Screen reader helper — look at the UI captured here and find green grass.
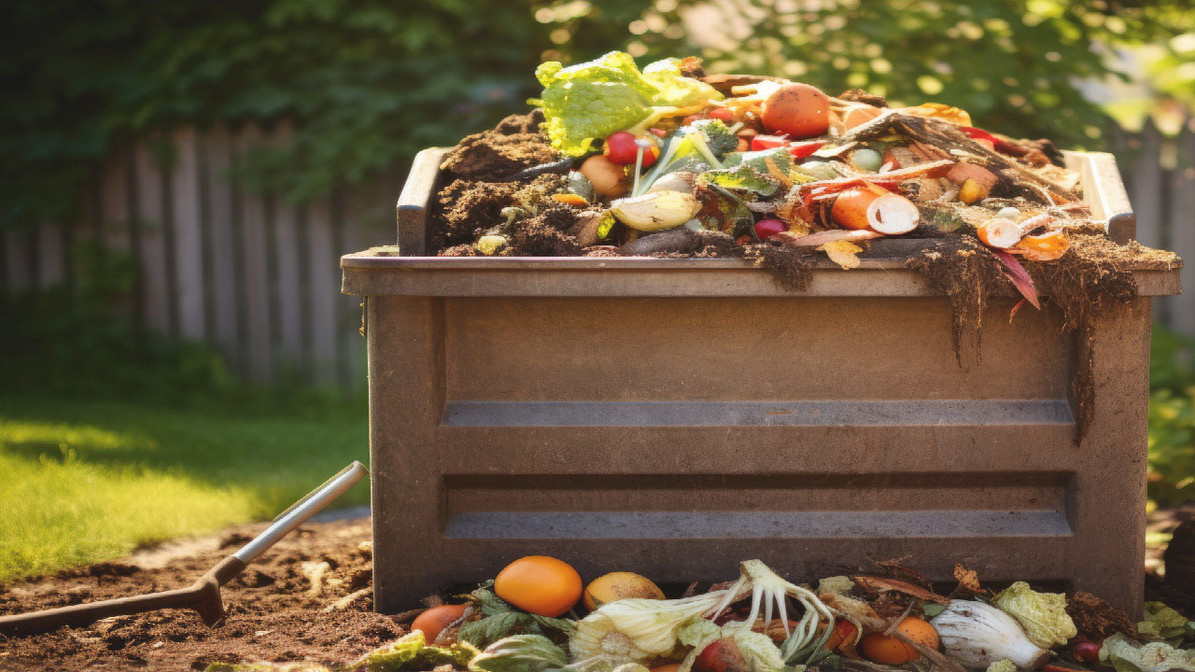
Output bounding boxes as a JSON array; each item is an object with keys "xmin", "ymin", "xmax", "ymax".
[{"xmin": 0, "ymin": 395, "xmax": 368, "ymax": 583}]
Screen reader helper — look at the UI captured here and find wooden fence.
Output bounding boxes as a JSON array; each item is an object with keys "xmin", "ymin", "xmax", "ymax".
[
  {"xmin": 1, "ymin": 124, "xmax": 400, "ymax": 388},
  {"xmin": 2, "ymin": 119, "xmax": 1193, "ymax": 386}
]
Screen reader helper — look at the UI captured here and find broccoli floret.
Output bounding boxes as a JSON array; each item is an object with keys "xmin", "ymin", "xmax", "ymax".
[{"xmin": 694, "ymin": 119, "xmax": 739, "ymax": 160}]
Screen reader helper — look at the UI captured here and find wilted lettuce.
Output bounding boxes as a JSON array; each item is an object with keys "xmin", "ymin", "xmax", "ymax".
[
  {"xmin": 534, "ymin": 52, "xmax": 722, "ymax": 156},
  {"xmin": 697, "ymin": 164, "xmax": 781, "ymax": 197},
  {"xmin": 348, "ymin": 631, "xmax": 479, "ymax": 671},
  {"xmin": 468, "ymin": 634, "xmax": 568, "ymax": 672},
  {"xmin": 1138, "ymin": 601, "xmax": 1193, "ymax": 641},
  {"xmin": 1100, "ymin": 633, "xmax": 1195, "ymax": 672},
  {"xmin": 992, "ymin": 581, "xmax": 1077, "ymax": 649}
]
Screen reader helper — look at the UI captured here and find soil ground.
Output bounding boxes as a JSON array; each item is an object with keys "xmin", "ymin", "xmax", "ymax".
[{"xmin": 2, "ymin": 507, "xmax": 1191, "ymax": 671}]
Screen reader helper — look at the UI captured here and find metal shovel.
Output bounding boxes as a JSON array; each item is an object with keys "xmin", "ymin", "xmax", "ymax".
[{"xmin": 0, "ymin": 461, "xmax": 368, "ymax": 637}]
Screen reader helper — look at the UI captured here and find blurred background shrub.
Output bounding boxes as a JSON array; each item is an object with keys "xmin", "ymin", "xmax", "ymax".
[{"xmin": 2, "ymin": 0, "xmax": 1192, "ymax": 229}]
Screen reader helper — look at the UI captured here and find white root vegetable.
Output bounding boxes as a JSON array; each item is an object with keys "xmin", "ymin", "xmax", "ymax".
[
  {"xmin": 931, "ymin": 600, "xmax": 1050, "ymax": 670},
  {"xmin": 610, "ymin": 191, "xmax": 701, "ymax": 232},
  {"xmin": 978, "ymin": 213, "xmax": 1054, "ymax": 249},
  {"xmin": 866, "ymin": 193, "xmax": 920, "ymax": 234}
]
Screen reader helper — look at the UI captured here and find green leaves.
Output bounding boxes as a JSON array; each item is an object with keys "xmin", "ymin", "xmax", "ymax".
[
  {"xmin": 697, "ymin": 164, "xmax": 781, "ymax": 197},
  {"xmin": 458, "ymin": 585, "xmax": 574, "ymax": 649},
  {"xmin": 468, "ymin": 635, "xmax": 569, "ymax": 672}
]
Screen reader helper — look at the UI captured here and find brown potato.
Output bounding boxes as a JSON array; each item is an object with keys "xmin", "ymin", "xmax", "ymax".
[{"xmin": 580, "ymin": 155, "xmax": 629, "ymax": 197}]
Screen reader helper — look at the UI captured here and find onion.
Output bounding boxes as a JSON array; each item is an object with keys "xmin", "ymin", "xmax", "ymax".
[
  {"xmin": 610, "ymin": 191, "xmax": 701, "ymax": 232},
  {"xmin": 865, "ymin": 193, "xmax": 920, "ymax": 234}
]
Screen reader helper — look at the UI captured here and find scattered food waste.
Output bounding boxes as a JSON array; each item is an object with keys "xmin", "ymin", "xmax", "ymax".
[{"xmin": 205, "ymin": 554, "xmax": 1191, "ymax": 672}]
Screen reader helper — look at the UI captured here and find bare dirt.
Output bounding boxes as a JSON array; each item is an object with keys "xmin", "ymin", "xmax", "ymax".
[{"xmin": 0, "ymin": 516, "xmax": 408, "ymax": 672}]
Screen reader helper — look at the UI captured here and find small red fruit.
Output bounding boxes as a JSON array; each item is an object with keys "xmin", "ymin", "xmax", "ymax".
[
  {"xmin": 695, "ymin": 637, "xmax": 748, "ymax": 672},
  {"xmin": 411, "ymin": 603, "xmax": 468, "ymax": 644},
  {"xmin": 754, "ymin": 218, "xmax": 787, "ymax": 240},
  {"xmin": 708, "ymin": 107, "xmax": 737, "ymax": 123},
  {"xmin": 604, "ymin": 132, "xmax": 659, "ymax": 167},
  {"xmin": 604, "ymin": 132, "xmax": 640, "ymax": 164},
  {"xmin": 683, "ymin": 113, "xmax": 706, "ymax": 126},
  {"xmin": 1072, "ymin": 640, "xmax": 1102, "ymax": 664}
]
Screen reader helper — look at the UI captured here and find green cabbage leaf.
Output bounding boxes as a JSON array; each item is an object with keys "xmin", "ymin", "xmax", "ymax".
[
  {"xmin": 992, "ymin": 581, "xmax": 1077, "ymax": 649},
  {"xmin": 534, "ymin": 52, "xmax": 722, "ymax": 156}
]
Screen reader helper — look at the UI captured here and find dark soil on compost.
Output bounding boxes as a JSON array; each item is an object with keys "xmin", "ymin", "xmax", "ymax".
[{"xmin": 0, "ymin": 517, "xmax": 414, "ymax": 672}]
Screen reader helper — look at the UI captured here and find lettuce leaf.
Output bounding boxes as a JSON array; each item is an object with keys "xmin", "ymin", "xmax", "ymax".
[
  {"xmin": 1100, "ymin": 633, "xmax": 1195, "ymax": 672},
  {"xmin": 697, "ymin": 164, "xmax": 781, "ymax": 196},
  {"xmin": 348, "ymin": 631, "xmax": 480, "ymax": 671},
  {"xmin": 992, "ymin": 581, "xmax": 1077, "ymax": 649},
  {"xmin": 468, "ymin": 635, "xmax": 568, "ymax": 672},
  {"xmin": 535, "ymin": 52, "xmax": 722, "ymax": 156},
  {"xmin": 642, "ymin": 58, "xmax": 723, "ymax": 107},
  {"xmin": 1139, "ymin": 602, "xmax": 1193, "ymax": 641}
]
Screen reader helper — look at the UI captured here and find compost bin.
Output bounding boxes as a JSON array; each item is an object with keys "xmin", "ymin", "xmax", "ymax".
[{"xmin": 342, "ymin": 147, "xmax": 1179, "ymax": 617}]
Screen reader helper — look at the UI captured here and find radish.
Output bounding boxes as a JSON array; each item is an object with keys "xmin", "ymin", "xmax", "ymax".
[
  {"xmin": 753, "ymin": 218, "xmax": 787, "ymax": 240},
  {"xmin": 866, "ymin": 193, "xmax": 920, "ymax": 235}
]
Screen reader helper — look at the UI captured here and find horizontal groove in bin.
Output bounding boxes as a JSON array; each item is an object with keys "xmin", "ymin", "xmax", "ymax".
[
  {"xmin": 443, "ymin": 510, "xmax": 1072, "ymax": 540},
  {"xmin": 442, "ymin": 399, "xmax": 1075, "ymax": 427}
]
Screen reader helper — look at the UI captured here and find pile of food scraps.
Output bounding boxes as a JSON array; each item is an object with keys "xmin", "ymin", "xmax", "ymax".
[
  {"xmin": 198, "ymin": 553, "xmax": 1193, "ymax": 672},
  {"xmin": 432, "ymin": 51, "xmax": 1178, "ymax": 291}
]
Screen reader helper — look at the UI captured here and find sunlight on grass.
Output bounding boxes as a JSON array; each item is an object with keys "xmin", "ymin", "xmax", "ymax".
[
  {"xmin": 0, "ymin": 398, "xmax": 368, "ymax": 583},
  {"xmin": 0, "ymin": 448, "xmax": 257, "ymax": 581}
]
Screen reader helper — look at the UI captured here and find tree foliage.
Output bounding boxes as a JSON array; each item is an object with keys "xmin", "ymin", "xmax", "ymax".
[{"xmin": 0, "ymin": 0, "xmax": 1190, "ymax": 229}]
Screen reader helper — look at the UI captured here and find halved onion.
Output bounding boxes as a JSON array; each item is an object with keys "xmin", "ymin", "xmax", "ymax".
[
  {"xmin": 865, "ymin": 193, "xmax": 920, "ymax": 235},
  {"xmin": 610, "ymin": 190, "xmax": 701, "ymax": 232}
]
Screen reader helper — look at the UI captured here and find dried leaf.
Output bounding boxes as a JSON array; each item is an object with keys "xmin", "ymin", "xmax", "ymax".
[
  {"xmin": 952, "ymin": 564, "xmax": 982, "ymax": 595},
  {"xmin": 991, "ymin": 249, "xmax": 1042, "ymax": 310},
  {"xmin": 898, "ymin": 102, "xmax": 973, "ymax": 126},
  {"xmin": 852, "ymin": 576, "xmax": 950, "ymax": 606},
  {"xmin": 818, "ymin": 240, "xmax": 863, "ymax": 269}
]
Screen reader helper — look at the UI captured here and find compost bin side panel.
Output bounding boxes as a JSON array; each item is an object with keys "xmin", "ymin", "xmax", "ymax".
[
  {"xmin": 369, "ymin": 294, "xmax": 451, "ymax": 612},
  {"xmin": 1069, "ymin": 297, "xmax": 1152, "ymax": 617}
]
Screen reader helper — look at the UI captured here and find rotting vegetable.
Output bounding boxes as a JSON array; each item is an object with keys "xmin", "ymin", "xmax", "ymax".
[{"xmin": 931, "ymin": 600, "xmax": 1051, "ymax": 670}]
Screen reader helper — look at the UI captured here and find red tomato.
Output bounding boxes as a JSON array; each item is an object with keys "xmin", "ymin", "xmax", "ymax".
[
  {"xmin": 708, "ymin": 107, "xmax": 737, "ymax": 123},
  {"xmin": 604, "ymin": 132, "xmax": 640, "ymax": 164},
  {"xmin": 683, "ymin": 113, "xmax": 706, "ymax": 126}
]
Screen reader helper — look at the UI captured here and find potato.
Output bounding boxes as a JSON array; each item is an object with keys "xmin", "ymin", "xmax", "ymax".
[
  {"xmin": 761, "ymin": 83, "xmax": 831, "ymax": 138},
  {"xmin": 580, "ymin": 155, "xmax": 629, "ymax": 197}
]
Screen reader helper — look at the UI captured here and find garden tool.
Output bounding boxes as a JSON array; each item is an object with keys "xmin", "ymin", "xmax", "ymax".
[{"xmin": 0, "ymin": 460, "xmax": 368, "ymax": 637}]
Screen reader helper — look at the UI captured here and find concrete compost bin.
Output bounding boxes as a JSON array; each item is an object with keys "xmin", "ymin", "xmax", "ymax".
[{"xmin": 342, "ymin": 147, "xmax": 1180, "ymax": 617}]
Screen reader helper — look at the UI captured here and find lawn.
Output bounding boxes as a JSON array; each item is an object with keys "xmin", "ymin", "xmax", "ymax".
[{"xmin": 0, "ymin": 395, "xmax": 368, "ymax": 583}]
